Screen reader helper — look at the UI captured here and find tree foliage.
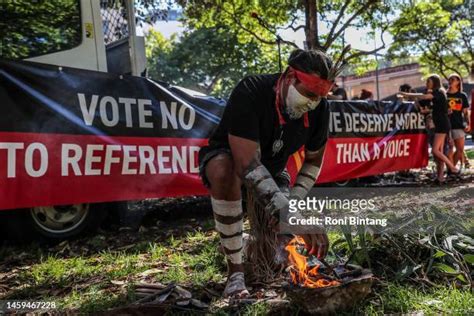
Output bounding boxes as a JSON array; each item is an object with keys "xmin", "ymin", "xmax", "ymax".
[
  {"xmin": 146, "ymin": 0, "xmax": 396, "ymax": 97},
  {"xmin": 389, "ymin": 0, "xmax": 473, "ymax": 79},
  {"xmin": 176, "ymin": 0, "xmax": 393, "ymax": 62},
  {"xmin": 0, "ymin": 0, "xmax": 82, "ymax": 59},
  {"xmin": 146, "ymin": 26, "xmax": 289, "ymax": 97},
  {"xmin": 135, "ymin": 0, "xmax": 176, "ymax": 25}
]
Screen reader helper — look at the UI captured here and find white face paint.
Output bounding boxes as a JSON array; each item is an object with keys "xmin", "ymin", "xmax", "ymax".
[{"xmin": 285, "ymin": 84, "xmax": 321, "ymax": 119}]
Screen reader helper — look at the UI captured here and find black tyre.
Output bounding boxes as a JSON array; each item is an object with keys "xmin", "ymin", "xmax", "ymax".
[
  {"xmin": 333, "ymin": 178, "xmax": 358, "ymax": 187},
  {"xmin": 2, "ymin": 203, "xmax": 108, "ymax": 241}
]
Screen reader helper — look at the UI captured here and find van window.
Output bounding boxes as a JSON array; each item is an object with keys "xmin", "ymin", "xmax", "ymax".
[
  {"xmin": 100, "ymin": 0, "xmax": 129, "ymax": 45},
  {"xmin": 0, "ymin": 0, "xmax": 82, "ymax": 59}
]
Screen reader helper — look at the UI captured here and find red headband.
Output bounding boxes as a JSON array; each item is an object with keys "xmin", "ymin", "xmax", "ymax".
[{"xmin": 290, "ymin": 66, "xmax": 334, "ymax": 96}]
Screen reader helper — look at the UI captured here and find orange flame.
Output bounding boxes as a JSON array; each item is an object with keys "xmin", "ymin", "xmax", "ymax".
[{"xmin": 285, "ymin": 236, "xmax": 340, "ymax": 288}]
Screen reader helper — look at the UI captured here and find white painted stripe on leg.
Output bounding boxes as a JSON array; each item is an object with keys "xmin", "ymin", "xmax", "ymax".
[
  {"xmin": 215, "ymin": 220, "xmax": 243, "ymax": 236},
  {"xmin": 220, "ymin": 235, "xmax": 243, "ymax": 251},
  {"xmin": 227, "ymin": 251, "xmax": 243, "ymax": 264},
  {"xmin": 211, "ymin": 198, "xmax": 243, "ymax": 216},
  {"xmin": 300, "ymin": 164, "xmax": 320, "ymax": 177}
]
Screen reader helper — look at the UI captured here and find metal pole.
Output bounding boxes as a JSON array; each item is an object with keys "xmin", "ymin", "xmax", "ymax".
[
  {"xmin": 277, "ymin": 35, "xmax": 282, "ymax": 73},
  {"xmin": 375, "ymin": 56, "xmax": 380, "ymax": 101},
  {"xmin": 374, "ymin": 33, "xmax": 380, "ymax": 101},
  {"xmin": 342, "ymin": 31, "xmax": 345, "ymax": 89},
  {"xmin": 126, "ymin": 0, "xmax": 139, "ymax": 76}
]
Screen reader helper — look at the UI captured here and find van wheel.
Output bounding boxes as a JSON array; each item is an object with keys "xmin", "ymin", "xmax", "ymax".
[
  {"xmin": 333, "ymin": 179, "xmax": 358, "ymax": 187},
  {"xmin": 3, "ymin": 203, "xmax": 108, "ymax": 241}
]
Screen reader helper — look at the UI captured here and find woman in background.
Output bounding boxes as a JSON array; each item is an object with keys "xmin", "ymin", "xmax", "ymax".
[
  {"xmin": 401, "ymin": 74, "xmax": 459, "ymax": 184},
  {"xmin": 446, "ymin": 74, "xmax": 471, "ymax": 170},
  {"xmin": 359, "ymin": 89, "xmax": 373, "ymax": 100}
]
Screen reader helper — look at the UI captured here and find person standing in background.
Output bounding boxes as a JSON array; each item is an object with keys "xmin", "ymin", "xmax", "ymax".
[
  {"xmin": 399, "ymin": 84, "xmax": 414, "ymax": 95},
  {"xmin": 446, "ymin": 74, "xmax": 471, "ymax": 170},
  {"xmin": 359, "ymin": 89, "xmax": 373, "ymax": 101},
  {"xmin": 401, "ymin": 74, "xmax": 460, "ymax": 184},
  {"xmin": 327, "ymin": 83, "xmax": 348, "ymax": 100},
  {"xmin": 396, "ymin": 84, "xmax": 417, "ymax": 179}
]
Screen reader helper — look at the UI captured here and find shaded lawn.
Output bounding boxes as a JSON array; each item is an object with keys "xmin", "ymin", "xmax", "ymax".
[
  {"xmin": 1, "ymin": 192, "xmax": 473, "ymax": 315},
  {"xmin": 0, "ymin": 216, "xmax": 225, "ymax": 314}
]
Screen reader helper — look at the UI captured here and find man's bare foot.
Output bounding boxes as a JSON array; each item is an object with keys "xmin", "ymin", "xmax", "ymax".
[{"xmin": 223, "ymin": 272, "xmax": 249, "ymax": 299}]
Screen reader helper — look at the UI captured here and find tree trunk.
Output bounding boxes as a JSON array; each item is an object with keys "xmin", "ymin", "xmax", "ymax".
[
  {"xmin": 470, "ymin": 62, "xmax": 474, "ymax": 83},
  {"xmin": 304, "ymin": 0, "xmax": 319, "ymax": 50}
]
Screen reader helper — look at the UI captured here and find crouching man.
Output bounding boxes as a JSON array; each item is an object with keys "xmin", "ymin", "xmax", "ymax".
[{"xmin": 198, "ymin": 49, "xmax": 345, "ymax": 299}]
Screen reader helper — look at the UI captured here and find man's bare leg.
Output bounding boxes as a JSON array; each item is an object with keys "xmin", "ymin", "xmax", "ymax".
[{"xmin": 205, "ymin": 154, "xmax": 249, "ymax": 298}]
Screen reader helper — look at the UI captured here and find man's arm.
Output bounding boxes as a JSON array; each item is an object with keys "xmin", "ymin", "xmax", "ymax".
[
  {"xmin": 228, "ymin": 134, "xmax": 288, "ymax": 219},
  {"xmin": 290, "ymin": 145, "xmax": 325, "ymax": 200},
  {"xmin": 463, "ymin": 108, "xmax": 471, "ymax": 132},
  {"xmin": 327, "ymin": 94, "xmax": 343, "ymax": 100},
  {"xmin": 229, "ymin": 134, "xmax": 329, "ymax": 258},
  {"xmin": 400, "ymin": 92, "xmax": 433, "ymax": 100},
  {"xmin": 289, "ymin": 145, "xmax": 329, "ymax": 258}
]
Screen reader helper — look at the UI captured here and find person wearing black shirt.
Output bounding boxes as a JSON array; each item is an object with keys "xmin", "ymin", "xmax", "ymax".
[
  {"xmin": 198, "ymin": 49, "xmax": 347, "ymax": 298},
  {"xmin": 446, "ymin": 74, "xmax": 471, "ymax": 169},
  {"xmin": 327, "ymin": 82, "xmax": 347, "ymax": 100},
  {"xmin": 400, "ymin": 74, "xmax": 460, "ymax": 184},
  {"xmin": 396, "ymin": 84, "xmax": 417, "ymax": 178}
]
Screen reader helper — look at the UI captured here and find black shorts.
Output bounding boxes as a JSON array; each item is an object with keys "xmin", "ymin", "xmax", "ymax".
[
  {"xmin": 434, "ymin": 117, "xmax": 451, "ymax": 134},
  {"xmin": 198, "ymin": 144, "xmax": 291, "ymax": 189}
]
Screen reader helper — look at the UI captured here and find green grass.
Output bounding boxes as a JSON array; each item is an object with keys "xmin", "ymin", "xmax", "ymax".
[
  {"xmin": 22, "ymin": 256, "xmax": 102, "ymax": 286},
  {"xmin": 466, "ymin": 149, "xmax": 474, "ymax": 159},
  {"xmin": 59, "ymin": 285, "xmax": 127, "ymax": 313},
  {"xmin": 155, "ymin": 234, "xmax": 224, "ymax": 285},
  {"xmin": 4, "ymin": 228, "xmax": 225, "ymax": 313},
  {"xmin": 185, "ymin": 230, "xmax": 209, "ymax": 244},
  {"xmin": 148, "ymin": 242, "xmax": 168, "ymax": 260},
  {"xmin": 242, "ymin": 302, "xmax": 270, "ymax": 316},
  {"xmin": 3, "ymin": 224, "xmax": 473, "ymax": 314},
  {"xmin": 358, "ymin": 284, "xmax": 474, "ymax": 315}
]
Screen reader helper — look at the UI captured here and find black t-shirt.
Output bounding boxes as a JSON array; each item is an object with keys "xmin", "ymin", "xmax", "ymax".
[
  {"xmin": 431, "ymin": 89, "xmax": 448, "ymax": 124},
  {"xmin": 418, "ymin": 89, "xmax": 432, "ymax": 108},
  {"xmin": 332, "ymin": 87, "xmax": 347, "ymax": 100},
  {"xmin": 447, "ymin": 91, "xmax": 469, "ymax": 129},
  {"xmin": 209, "ymin": 74, "xmax": 330, "ymax": 176}
]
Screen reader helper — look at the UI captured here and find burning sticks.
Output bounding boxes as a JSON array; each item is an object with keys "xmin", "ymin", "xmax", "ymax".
[
  {"xmin": 285, "ymin": 236, "xmax": 340, "ymax": 288},
  {"xmin": 284, "ymin": 236, "xmax": 374, "ymax": 314}
]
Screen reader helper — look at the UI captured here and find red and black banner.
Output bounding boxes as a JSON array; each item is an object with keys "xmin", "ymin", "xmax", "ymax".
[
  {"xmin": 0, "ymin": 59, "xmax": 428, "ymax": 210},
  {"xmin": 471, "ymin": 90, "xmax": 474, "ymax": 132},
  {"xmin": 312, "ymin": 101, "xmax": 428, "ymax": 183}
]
